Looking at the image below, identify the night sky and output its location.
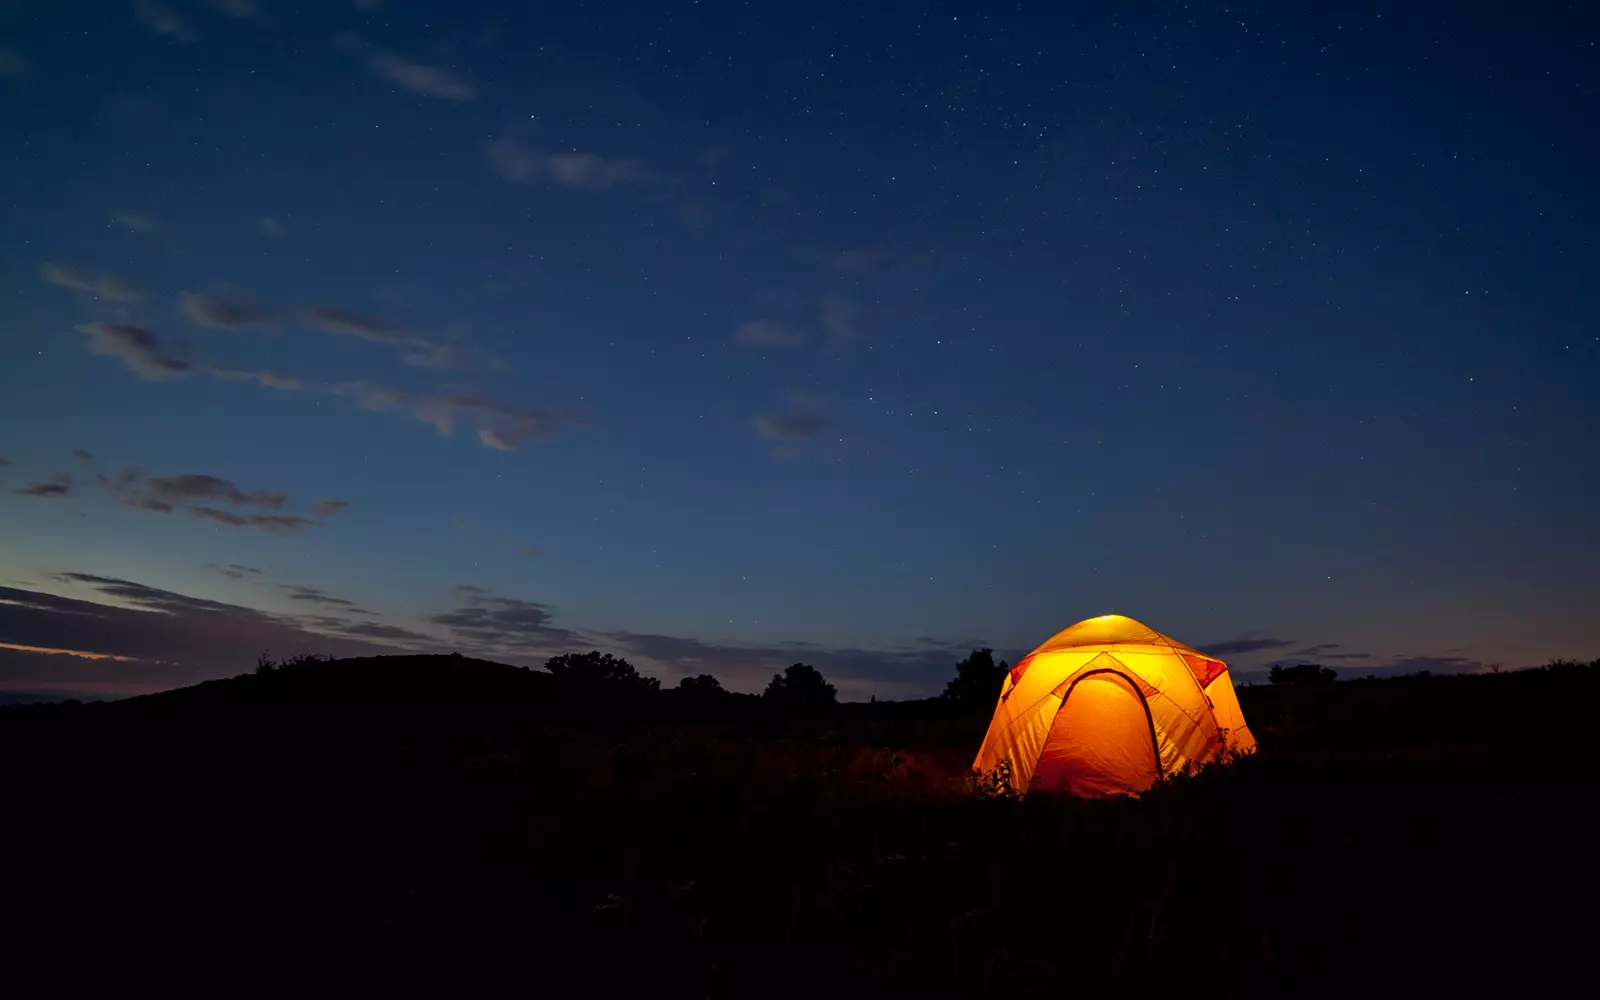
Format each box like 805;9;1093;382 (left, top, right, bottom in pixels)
2;1;1596;700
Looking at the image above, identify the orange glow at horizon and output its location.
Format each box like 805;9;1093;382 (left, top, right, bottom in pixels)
0;642;138;662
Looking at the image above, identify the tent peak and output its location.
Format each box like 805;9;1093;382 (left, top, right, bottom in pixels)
1034;613;1201;655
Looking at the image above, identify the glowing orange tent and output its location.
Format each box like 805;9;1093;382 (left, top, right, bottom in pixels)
972;614;1256;797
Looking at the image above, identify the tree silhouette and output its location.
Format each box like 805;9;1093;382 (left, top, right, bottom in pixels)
1269;663;1337;685
763;663;836;707
941;648;1008;705
545;651;661;694
678;674;724;693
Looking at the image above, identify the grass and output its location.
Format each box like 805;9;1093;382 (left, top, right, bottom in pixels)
5;661;1597;994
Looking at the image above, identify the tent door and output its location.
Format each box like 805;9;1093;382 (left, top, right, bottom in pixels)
1030;670;1160;797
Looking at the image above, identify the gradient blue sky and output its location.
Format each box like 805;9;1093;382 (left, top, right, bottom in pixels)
2;0;1596;699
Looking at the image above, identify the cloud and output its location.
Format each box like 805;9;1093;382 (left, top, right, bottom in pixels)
96;467;146;494
44;263;143;303
207;563;263;580
818;293;862;353
112;212;160;234
755;395;828;441
188;506;248;527
1295;643;1342;656
312;499;349;517
149;474;287;509
0;48;29;79
734;319;804;349
208;0;261;19
0;575;419;695
516;546;545;557
415;394;564;450
281;585;373;614
402;344;474;370
208;365;300;390
302;307;401;342
339;381;407;411
258;217;288;237
13;479;72;499
134;0;197;43
1202;635;1298;656
72;449;93;463
0;457;11;466
76;323;190;380
125;497;175;513
426;585;579;654
188;507;315;534
248;514;316;534
181;292;275;330
366;52;476;102
486;136;649;190
75;318;303;393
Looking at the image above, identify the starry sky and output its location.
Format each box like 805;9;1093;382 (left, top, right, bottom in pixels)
1;0;1596;700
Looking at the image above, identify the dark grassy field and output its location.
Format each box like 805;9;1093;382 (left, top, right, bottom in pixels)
5;660;1597;994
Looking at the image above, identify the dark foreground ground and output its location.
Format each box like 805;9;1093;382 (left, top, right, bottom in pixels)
6;662;1598;995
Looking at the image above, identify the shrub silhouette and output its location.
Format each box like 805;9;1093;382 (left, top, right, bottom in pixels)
763;663;836;708
1269;663;1337;685
677;674;724;693
545;651;661;694
941;648;1008;707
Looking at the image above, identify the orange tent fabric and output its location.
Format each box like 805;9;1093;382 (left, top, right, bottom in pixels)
972;614;1256;797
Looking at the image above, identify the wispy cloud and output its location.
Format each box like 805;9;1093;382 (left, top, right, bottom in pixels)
189;507;315;534
72;449;94;463
189;506;248;527
414;394;566;451
251;514;317;534
366;51;476;102
208;0;262;19
44;263;143;303
312;500;349;517
134;0;197;43
338;381;407;411
148;473;287;509
126;497;175;513
181;292;275;330
76;323;190;380
1202;635;1298;656
755;395;829;442
208;365;301;390
13;477;72;499
0;575;418;694
426;584;579;654
207;563;263;580
486;136;650;190
734;319;804;349
281;585;373;614
302;307;402;343
258;216;288;237
403;344;475;371
818;293;863;354
112;211;161;234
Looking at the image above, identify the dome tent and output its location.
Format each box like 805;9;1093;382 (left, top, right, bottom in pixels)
972;614;1255;797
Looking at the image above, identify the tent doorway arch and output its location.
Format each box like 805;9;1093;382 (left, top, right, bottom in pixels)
1030;668;1161;797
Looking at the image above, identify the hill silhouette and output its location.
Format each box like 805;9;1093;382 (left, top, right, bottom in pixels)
123;652;558;709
